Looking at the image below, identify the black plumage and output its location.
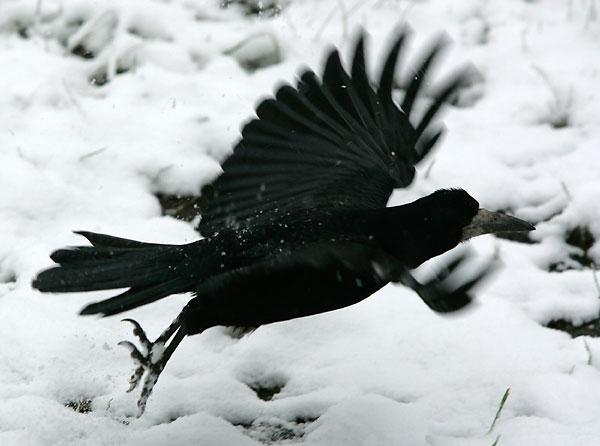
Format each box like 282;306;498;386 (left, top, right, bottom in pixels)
32;29;534;416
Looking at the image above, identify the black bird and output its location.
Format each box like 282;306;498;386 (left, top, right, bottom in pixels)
32;29;534;416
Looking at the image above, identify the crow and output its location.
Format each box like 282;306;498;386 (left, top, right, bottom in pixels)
32;29;534;416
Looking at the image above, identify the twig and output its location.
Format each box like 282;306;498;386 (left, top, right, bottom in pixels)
488;388;510;434
531;65;573;128
423;159;436;179
560;181;572;201
79;146;107;161
149;164;174;186
584;339;594;366
16;147;38;166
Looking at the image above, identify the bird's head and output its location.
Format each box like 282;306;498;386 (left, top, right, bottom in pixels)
386;189;535;267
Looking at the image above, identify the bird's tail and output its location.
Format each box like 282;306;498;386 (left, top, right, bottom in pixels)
32;231;200;316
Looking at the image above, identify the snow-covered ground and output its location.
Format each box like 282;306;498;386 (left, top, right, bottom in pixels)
1;0;599;444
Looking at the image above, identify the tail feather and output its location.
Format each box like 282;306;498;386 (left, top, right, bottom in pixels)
49;244;179;268
32;231;199;316
50;246;165;265
35;249;183;291
74;231;169;248
80;278;190;316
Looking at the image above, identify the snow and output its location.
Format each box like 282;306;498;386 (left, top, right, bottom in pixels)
1;0;599;444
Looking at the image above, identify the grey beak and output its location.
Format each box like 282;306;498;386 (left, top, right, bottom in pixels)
461;209;535;241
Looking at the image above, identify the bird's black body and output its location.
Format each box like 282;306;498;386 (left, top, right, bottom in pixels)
32;29;534;415
184;189;477;330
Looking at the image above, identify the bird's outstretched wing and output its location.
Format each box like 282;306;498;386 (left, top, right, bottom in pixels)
199;29;466;236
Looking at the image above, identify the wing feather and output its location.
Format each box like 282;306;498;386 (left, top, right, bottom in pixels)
199;29;466;235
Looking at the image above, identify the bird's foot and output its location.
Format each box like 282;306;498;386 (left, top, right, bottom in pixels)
118;318;183;417
397;251;498;313
418;251;498;313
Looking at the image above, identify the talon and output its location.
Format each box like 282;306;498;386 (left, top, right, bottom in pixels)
117;318;185;416
118;340;147;392
122;318;151;351
127;365;145;392
117;340;146;366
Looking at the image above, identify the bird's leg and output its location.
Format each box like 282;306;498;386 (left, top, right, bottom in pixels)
387;252;497;313
118;316;186;417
